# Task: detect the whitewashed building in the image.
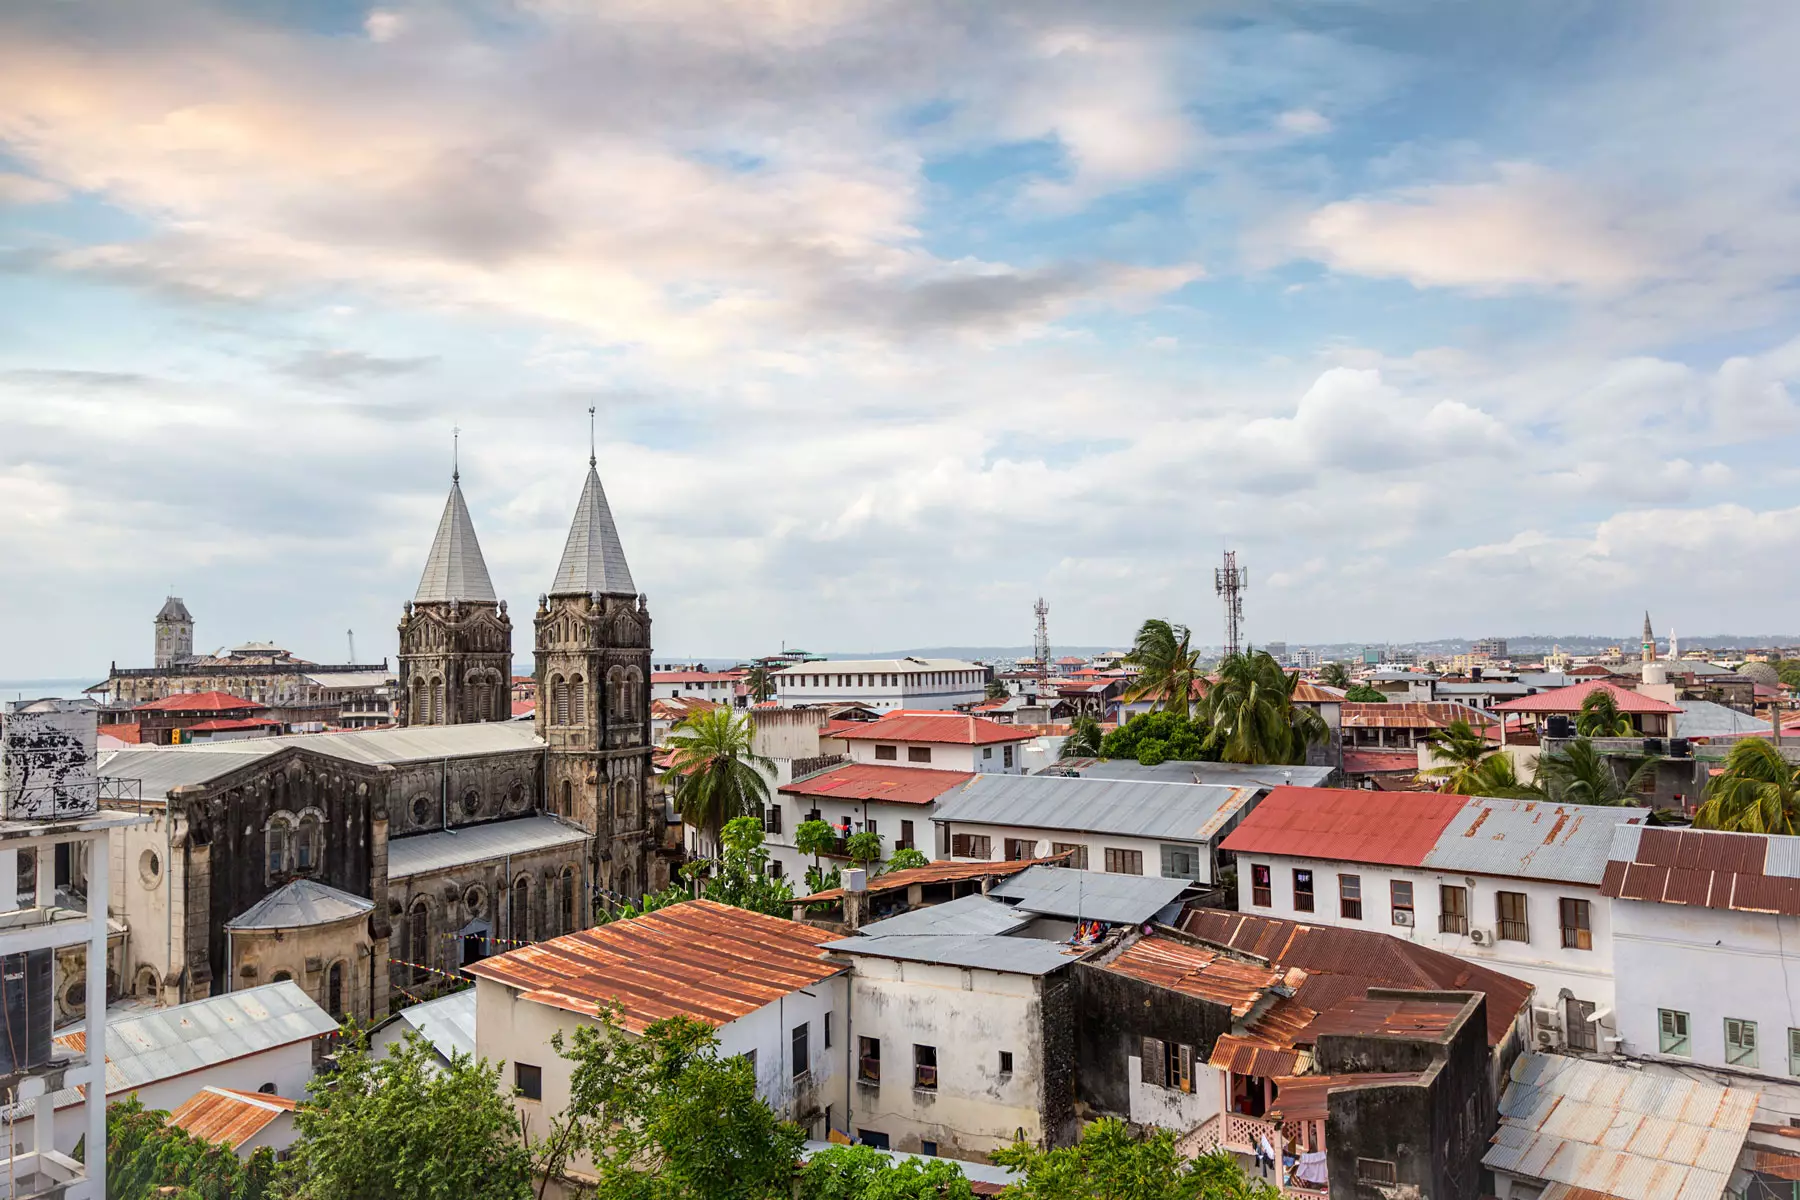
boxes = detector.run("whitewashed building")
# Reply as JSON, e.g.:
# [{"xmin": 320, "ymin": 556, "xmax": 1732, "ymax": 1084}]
[
  {"xmin": 930, "ymin": 774, "xmax": 1258, "ymax": 884},
  {"xmin": 769, "ymin": 763, "xmax": 973, "ymax": 883},
  {"xmin": 467, "ymin": 899, "xmax": 851, "ymax": 1188},
  {"xmin": 1223, "ymin": 787, "xmax": 1645, "ymax": 1044},
  {"xmin": 836, "ymin": 711, "xmax": 1034, "ymax": 775},
  {"xmin": 773, "ymin": 659, "xmax": 987, "ymax": 712}
]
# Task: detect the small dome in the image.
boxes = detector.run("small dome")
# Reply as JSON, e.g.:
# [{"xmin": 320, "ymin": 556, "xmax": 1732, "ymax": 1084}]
[{"xmin": 1741, "ymin": 661, "xmax": 1780, "ymax": 687}]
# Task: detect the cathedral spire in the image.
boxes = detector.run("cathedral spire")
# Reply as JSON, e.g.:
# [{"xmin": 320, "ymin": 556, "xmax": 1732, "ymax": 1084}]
[
  {"xmin": 414, "ymin": 474, "xmax": 498, "ymax": 604},
  {"xmin": 549, "ymin": 454, "xmax": 636, "ymax": 597}
]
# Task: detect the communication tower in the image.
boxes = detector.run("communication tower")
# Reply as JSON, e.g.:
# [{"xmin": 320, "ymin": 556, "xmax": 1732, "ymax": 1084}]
[
  {"xmin": 1215, "ymin": 551, "xmax": 1247, "ymax": 659},
  {"xmin": 1033, "ymin": 598, "xmax": 1051, "ymax": 681}
]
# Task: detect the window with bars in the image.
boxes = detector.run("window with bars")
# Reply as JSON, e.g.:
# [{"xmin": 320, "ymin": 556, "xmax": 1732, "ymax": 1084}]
[
  {"xmin": 900, "ymin": 820, "xmax": 914, "ymax": 850},
  {"xmin": 1497, "ymin": 892, "xmax": 1529, "ymax": 942},
  {"xmin": 908, "ymin": 746, "xmax": 932, "ymax": 763},
  {"xmin": 1340, "ymin": 873, "xmax": 1362, "ymax": 920},
  {"xmin": 1559, "ymin": 897, "xmax": 1592, "ymax": 950},
  {"xmin": 1104, "ymin": 848, "xmax": 1144, "ymax": 875},
  {"xmin": 1659, "ymin": 1009, "xmax": 1690, "ymax": 1056},
  {"xmin": 1440, "ymin": 885, "xmax": 1469, "ymax": 935},
  {"xmin": 875, "ymin": 745, "xmax": 898, "ymax": 760},
  {"xmin": 1356, "ymin": 1159, "xmax": 1398, "ymax": 1186},
  {"xmin": 1293, "ymin": 869, "xmax": 1314, "ymax": 912},
  {"xmin": 914, "ymin": 1044, "xmax": 938, "ymax": 1091},
  {"xmin": 1138, "ymin": 1037, "xmax": 1193, "ymax": 1092},
  {"xmin": 1051, "ymin": 842, "xmax": 1089, "ymax": 869},
  {"xmin": 1726, "ymin": 1018, "xmax": 1758, "ymax": 1068},
  {"xmin": 764, "ymin": 804, "xmax": 783, "ymax": 835},
  {"xmin": 1161, "ymin": 844, "xmax": 1201, "ymax": 881},
  {"xmin": 1251, "ymin": 864, "xmax": 1272, "ymax": 907}
]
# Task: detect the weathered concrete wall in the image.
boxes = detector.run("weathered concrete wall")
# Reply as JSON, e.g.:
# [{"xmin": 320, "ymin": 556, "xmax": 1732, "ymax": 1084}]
[{"xmin": 1072, "ymin": 958, "xmax": 1235, "ymax": 1122}]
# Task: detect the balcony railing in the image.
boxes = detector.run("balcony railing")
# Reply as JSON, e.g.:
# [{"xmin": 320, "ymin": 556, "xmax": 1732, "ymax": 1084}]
[{"xmin": 1178, "ymin": 1114, "xmax": 1326, "ymax": 1198}]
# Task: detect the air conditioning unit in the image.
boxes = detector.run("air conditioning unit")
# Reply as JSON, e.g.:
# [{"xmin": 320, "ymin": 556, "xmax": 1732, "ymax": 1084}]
[
  {"xmin": 1536, "ymin": 1029, "xmax": 1557, "ymax": 1049},
  {"xmin": 1469, "ymin": 928, "xmax": 1494, "ymax": 946},
  {"xmin": 1393, "ymin": 910, "xmax": 1415, "ymax": 927}
]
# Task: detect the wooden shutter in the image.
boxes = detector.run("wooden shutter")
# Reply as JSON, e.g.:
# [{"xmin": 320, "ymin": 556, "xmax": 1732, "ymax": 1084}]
[
  {"xmin": 1141, "ymin": 1037, "xmax": 1165, "ymax": 1087},
  {"xmin": 1178, "ymin": 1044, "xmax": 1193, "ymax": 1093}
]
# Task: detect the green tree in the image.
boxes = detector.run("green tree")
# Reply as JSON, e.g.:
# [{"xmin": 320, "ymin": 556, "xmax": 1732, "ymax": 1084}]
[
  {"xmin": 1060, "ymin": 714, "xmax": 1103, "ymax": 759},
  {"xmin": 667, "ymin": 708, "xmax": 775, "ymax": 854},
  {"xmin": 798, "ymin": 1144, "xmax": 974, "ymax": 1200},
  {"xmin": 281, "ymin": 1031, "xmax": 532, "ymax": 1200},
  {"xmin": 1418, "ymin": 719, "xmax": 1494, "ymax": 793},
  {"xmin": 597, "ymin": 881, "xmax": 690, "ymax": 924},
  {"xmin": 1695, "ymin": 738, "xmax": 1800, "ymax": 834},
  {"xmin": 795, "ymin": 818, "xmax": 836, "ymax": 880},
  {"xmin": 1196, "ymin": 652, "xmax": 1328, "ymax": 765},
  {"xmin": 695, "ymin": 817, "xmax": 794, "ymax": 917},
  {"xmin": 1575, "ymin": 688, "xmax": 1633, "ymax": 737},
  {"xmin": 1100, "ymin": 710, "xmax": 1209, "ymax": 763},
  {"xmin": 102, "ymin": 1096, "xmax": 275, "ymax": 1200},
  {"xmin": 885, "ymin": 847, "xmax": 931, "ymax": 873},
  {"xmin": 1319, "ymin": 662, "xmax": 1351, "ymax": 690},
  {"xmin": 985, "ymin": 679, "xmax": 1011, "ymax": 701},
  {"xmin": 992, "ymin": 1117, "xmax": 1276, "ymax": 1200},
  {"xmin": 1122, "ymin": 619, "xmax": 1203, "ymax": 716},
  {"xmin": 1537, "ymin": 739, "xmax": 1659, "ymax": 806},
  {"xmin": 1342, "ymin": 683, "xmax": 1385, "ymax": 703},
  {"xmin": 845, "ymin": 829, "xmax": 884, "ymax": 868},
  {"xmin": 743, "ymin": 664, "xmax": 775, "ymax": 705}
]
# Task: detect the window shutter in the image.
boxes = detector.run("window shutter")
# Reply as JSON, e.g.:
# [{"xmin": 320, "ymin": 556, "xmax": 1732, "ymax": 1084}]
[
  {"xmin": 1178, "ymin": 1044, "xmax": 1193, "ymax": 1093},
  {"xmin": 1141, "ymin": 1037, "xmax": 1165, "ymax": 1087}
]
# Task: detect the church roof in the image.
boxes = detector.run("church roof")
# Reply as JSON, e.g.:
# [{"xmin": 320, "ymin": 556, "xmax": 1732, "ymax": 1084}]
[
  {"xmin": 549, "ymin": 463, "xmax": 635, "ymax": 596},
  {"xmin": 156, "ymin": 596, "xmax": 193, "ymax": 623},
  {"xmin": 414, "ymin": 478, "xmax": 498, "ymax": 604},
  {"xmin": 225, "ymin": 879, "xmax": 373, "ymax": 931}
]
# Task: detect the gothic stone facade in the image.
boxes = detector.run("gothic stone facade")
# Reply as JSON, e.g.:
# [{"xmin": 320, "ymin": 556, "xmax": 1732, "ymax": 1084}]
[{"xmin": 395, "ymin": 597, "xmax": 514, "ymax": 726}]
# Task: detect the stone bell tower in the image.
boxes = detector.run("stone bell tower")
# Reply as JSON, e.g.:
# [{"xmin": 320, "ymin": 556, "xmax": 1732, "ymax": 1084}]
[
  {"xmin": 397, "ymin": 467, "xmax": 512, "ymax": 726},
  {"xmin": 535, "ymin": 445, "xmax": 654, "ymax": 903}
]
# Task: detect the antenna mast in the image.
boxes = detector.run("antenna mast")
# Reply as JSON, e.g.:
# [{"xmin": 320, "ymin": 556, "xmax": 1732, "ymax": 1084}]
[
  {"xmin": 347, "ymin": 629, "xmax": 356, "ymax": 662},
  {"xmin": 1033, "ymin": 598, "xmax": 1051, "ymax": 682},
  {"xmin": 1215, "ymin": 551, "xmax": 1247, "ymax": 659}
]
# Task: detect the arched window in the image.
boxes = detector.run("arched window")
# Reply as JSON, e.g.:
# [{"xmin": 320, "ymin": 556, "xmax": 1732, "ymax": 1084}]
[
  {"xmin": 510, "ymin": 875, "xmax": 531, "ymax": 944},
  {"xmin": 560, "ymin": 868, "xmax": 578, "ymax": 936},
  {"xmin": 135, "ymin": 967, "xmax": 161, "ymax": 997},
  {"xmin": 625, "ymin": 669, "xmax": 642, "ymax": 721},
  {"xmin": 558, "ymin": 779, "xmax": 573, "ymax": 819},
  {"xmin": 410, "ymin": 677, "xmax": 425, "ymax": 723},
  {"xmin": 430, "ymin": 677, "xmax": 445, "ymax": 724},
  {"xmin": 618, "ymin": 867, "xmax": 635, "ymax": 900},
  {"xmin": 408, "ymin": 898, "xmax": 430, "ymax": 985},
  {"xmin": 571, "ymin": 676, "xmax": 586, "ymax": 724},
  {"xmin": 294, "ymin": 809, "xmax": 323, "ymax": 873},
  {"xmin": 552, "ymin": 676, "xmax": 569, "ymax": 726},
  {"xmin": 271, "ymin": 970, "xmax": 293, "ymax": 983},
  {"xmin": 325, "ymin": 961, "xmax": 345, "ymax": 1021},
  {"xmin": 607, "ymin": 669, "xmax": 625, "ymax": 722},
  {"xmin": 265, "ymin": 813, "xmax": 294, "ymax": 880}
]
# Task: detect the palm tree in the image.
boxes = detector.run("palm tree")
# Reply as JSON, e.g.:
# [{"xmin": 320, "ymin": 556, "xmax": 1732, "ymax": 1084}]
[
  {"xmin": 1060, "ymin": 714, "xmax": 1103, "ymax": 759},
  {"xmin": 1694, "ymin": 739, "xmax": 1800, "ymax": 834},
  {"xmin": 1419, "ymin": 719, "xmax": 1494, "ymax": 792},
  {"xmin": 743, "ymin": 663, "xmax": 774, "ymax": 705},
  {"xmin": 1320, "ymin": 662, "xmax": 1351, "ymax": 690},
  {"xmin": 1575, "ymin": 688, "xmax": 1633, "ymax": 737},
  {"xmin": 1195, "ymin": 651, "xmax": 1327, "ymax": 765},
  {"xmin": 665, "ymin": 707, "xmax": 774, "ymax": 854},
  {"xmin": 1459, "ymin": 752, "xmax": 1541, "ymax": 798},
  {"xmin": 1537, "ymin": 738, "xmax": 1659, "ymax": 805},
  {"xmin": 985, "ymin": 679, "xmax": 1011, "ymax": 702},
  {"xmin": 1122, "ymin": 619, "xmax": 1203, "ymax": 716}
]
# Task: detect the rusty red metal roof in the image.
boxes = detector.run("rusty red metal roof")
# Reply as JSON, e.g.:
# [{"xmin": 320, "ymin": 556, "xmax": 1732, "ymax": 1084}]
[
  {"xmin": 463, "ymin": 899, "xmax": 847, "ymax": 1030},
  {"xmin": 1340, "ymin": 702, "xmax": 1496, "ymax": 729},
  {"xmin": 1601, "ymin": 825, "xmax": 1800, "ymax": 915},
  {"xmin": 168, "ymin": 1086, "xmax": 297, "ymax": 1149},
  {"xmin": 1179, "ymin": 908, "xmax": 1531, "ymax": 1047},
  {"xmin": 1342, "ymin": 749, "xmax": 1420, "ymax": 774},
  {"xmin": 1101, "ymin": 936, "xmax": 1297, "ymax": 1018},
  {"xmin": 1753, "ymin": 1150, "xmax": 1800, "ymax": 1181},
  {"xmin": 1207, "ymin": 1033, "xmax": 1302, "ymax": 1077},
  {"xmin": 803, "ymin": 855, "xmax": 1067, "ymax": 904},
  {"xmin": 1219, "ymin": 786, "xmax": 1466, "ymax": 867},
  {"xmin": 1492, "ymin": 679, "xmax": 1680, "ymax": 715},
  {"xmin": 97, "ymin": 723, "xmax": 144, "ymax": 744},
  {"xmin": 1290, "ymin": 681, "xmax": 1346, "ymax": 703},
  {"xmin": 779, "ymin": 762, "xmax": 975, "ymax": 806},
  {"xmin": 833, "ymin": 710, "xmax": 1035, "ymax": 745},
  {"xmin": 1302, "ymin": 995, "xmax": 1466, "ymax": 1040},
  {"xmin": 134, "ymin": 691, "xmax": 265, "ymax": 713},
  {"xmin": 1269, "ymin": 1072, "xmax": 1424, "ymax": 1123}
]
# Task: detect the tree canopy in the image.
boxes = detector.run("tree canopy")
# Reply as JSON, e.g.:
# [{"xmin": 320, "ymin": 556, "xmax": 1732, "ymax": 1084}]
[
  {"xmin": 1318, "ymin": 662, "xmax": 1351, "ymax": 689},
  {"xmin": 1195, "ymin": 652, "xmax": 1327, "ymax": 765},
  {"xmin": 1122, "ymin": 620, "xmax": 1203, "ymax": 716},
  {"xmin": 1099, "ymin": 709, "xmax": 1210, "ymax": 764},
  {"xmin": 667, "ymin": 708, "xmax": 775, "ymax": 853},
  {"xmin": 1575, "ymin": 689, "xmax": 1633, "ymax": 737},
  {"xmin": 1060, "ymin": 714, "xmax": 1103, "ymax": 759},
  {"xmin": 1537, "ymin": 738, "xmax": 1658, "ymax": 806},
  {"xmin": 1695, "ymin": 738, "xmax": 1800, "ymax": 834},
  {"xmin": 1342, "ymin": 683, "xmax": 1385, "ymax": 703},
  {"xmin": 993, "ymin": 1118, "xmax": 1277, "ymax": 1200},
  {"xmin": 797, "ymin": 1144, "xmax": 974, "ymax": 1200},
  {"xmin": 102, "ymin": 1096, "xmax": 276, "ymax": 1200}
]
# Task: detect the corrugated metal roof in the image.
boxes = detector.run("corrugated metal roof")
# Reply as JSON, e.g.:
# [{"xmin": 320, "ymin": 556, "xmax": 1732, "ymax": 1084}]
[
  {"xmin": 990, "ymin": 865, "xmax": 1192, "ymax": 924},
  {"xmin": 1220, "ymin": 786, "xmax": 1466, "ymax": 867},
  {"xmin": 387, "ymin": 988, "xmax": 477, "ymax": 1062},
  {"xmin": 1493, "ymin": 680, "xmax": 1681, "ymax": 715},
  {"xmin": 98, "ymin": 748, "xmax": 275, "ymax": 798},
  {"xmin": 1483, "ymin": 1052, "xmax": 1755, "ymax": 1200},
  {"xmin": 1269, "ymin": 1072, "xmax": 1425, "ymax": 1122},
  {"xmin": 413, "ymin": 478, "xmax": 498, "ymax": 603},
  {"xmin": 549, "ymin": 462, "xmax": 636, "ymax": 596},
  {"xmin": 387, "ymin": 814, "xmax": 590, "ymax": 880},
  {"xmin": 1673, "ymin": 701, "xmax": 1769, "ymax": 738},
  {"xmin": 931, "ymin": 773, "xmax": 1253, "ymax": 843},
  {"xmin": 834, "ymin": 711, "xmax": 1033, "ymax": 745},
  {"xmin": 1208, "ymin": 1033, "xmax": 1302, "ymax": 1077},
  {"xmin": 824, "ymin": 933, "xmax": 1087, "ymax": 976},
  {"xmin": 54, "ymin": 982, "xmax": 336, "ymax": 1099},
  {"xmin": 1422, "ymin": 800, "xmax": 1650, "ymax": 885},
  {"xmin": 1101, "ymin": 935, "xmax": 1288, "ymax": 1017},
  {"xmin": 1340, "ymin": 702, "xmax": 1496, "ymax": 729},
  {"xmin": 1303, "ymin": 995, "xmax": 1466, "ymax": 1040},
  {"xmin": 169, "ymin": 1086, "xmax": 297, "ymax": 1148},
  {"xmin": 465, "ymin": 899, "xmax": 845, "ymax": 1030},
  {"xmin": 779, "ymin": 762, "xmax": 975, "ymax": 806},
  {"xmin": 1058, "ymin": 759, "xmax": 1336, "ymax": 790},
  {"xmin": 802, "ymin": 855, "xmax": 1062, "ymax": 904},
  {"xmin": 1601, "ymin": 824, "xmax": 1800, "ymax": 915},
  {"xmin": 1342, "ymin": 750, "xmax": 1421, "ymax": 774},
  {"xmin": 226, "ymin": 878, "xmax": 373, "ymax": 930},
  {"xmin": 859, "ymin": 894, "xmax": 1033, "ymax": 937}
]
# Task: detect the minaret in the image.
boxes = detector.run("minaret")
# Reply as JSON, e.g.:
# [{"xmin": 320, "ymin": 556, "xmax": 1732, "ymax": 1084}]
[
  {"xmin": 154, "ymin": 596, "xmax": 194, "ymax": 667},
  {"xmin": 396, "ymin": 449, "xmax": 512, "ymax": 726},
  {"xmin": 535, "ymin": 412, "xmax": 655, "ymax": 905},
  {"xmin": 1641, "ymin": 612, "xmax": 1655, "ymax": 665}
]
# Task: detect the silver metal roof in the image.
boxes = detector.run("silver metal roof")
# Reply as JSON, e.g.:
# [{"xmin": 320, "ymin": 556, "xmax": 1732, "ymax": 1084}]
[
  {"xmin": 990, "ymin": 865, "xmax": 1191, "ymax": 924},
  {"xmin": 1061, "ymin": 759, "xmax": 1334, "ymax": 790},
  {"xmin": 549, "ymin": 462, "xmax": 635, "ymax": 596},
  {"xmin": 1483, "ymin": 1052, "xmax": 1755, "ymax": 1200},
  {"xmin": 414, "ymin": 477, "xmax": 498, "ymax": 604},
  {"xmin": 303, "ymin": 671, "xmax": 395, "ymax": 690},
  {"xmin": 931, "ymin": 773, "xmax": 1252, "ymax": 843},
  {"xmin": 98, "ymin": 748, "xmax": 276, "ymax": 797},
  {"xmin": 226, "ymin": 878, "xmax": 374, "ymax": 930},
  {"xmin": 1674, "ymin": 701, "xmax": 1768, "ymax": 738},
  {"xmin": 825, "ymin": 933, "xmax": 1086, "ymax": 976},
  {"xmin": 1422, "ymin": 800, "xmax": 1649, "ymax": 885},
  {"xmin": 388, "ymin": 814, "xmax": 590, "ymax": 880},
  {"xmin": 774, "ymin": 656, "xmax": 981, "ymax": 675},
  {"xmin": 859, "ymin": 894, "xmax": 1033, "ymax": 937},
  {"xmin": 386, "ymin": 988, "xmax": 476, "ymax": 1063}
]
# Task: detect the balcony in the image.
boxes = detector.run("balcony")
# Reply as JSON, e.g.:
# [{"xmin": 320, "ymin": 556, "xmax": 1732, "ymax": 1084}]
[{"xmin": 1180, "ymin": 1113, "xmax": 1326, "ymax": 1197}]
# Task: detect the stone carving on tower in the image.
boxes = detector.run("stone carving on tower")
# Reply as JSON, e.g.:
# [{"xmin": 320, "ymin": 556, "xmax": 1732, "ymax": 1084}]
[
  {"xmin": 154, "ymin": 595, "xmax": 194, "ymax": 667},
  {"xmin": 397, "ymin": 470, "xmax": 512, "ymax": 726},
  {"xmin": 535, "ymin": 448, "xmax": 655, "ymax": 903}
]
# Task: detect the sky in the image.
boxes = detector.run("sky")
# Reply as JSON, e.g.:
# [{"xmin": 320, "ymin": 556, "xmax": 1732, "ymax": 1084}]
[{"xmin": 3, "ymin": 0, "xmax": 1800, "ymax": 678}]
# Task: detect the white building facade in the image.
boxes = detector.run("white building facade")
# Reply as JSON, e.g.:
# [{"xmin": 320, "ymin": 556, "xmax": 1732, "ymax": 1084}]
[
  {"xmin": 773, "ymin": 659, "xmax": 988, "ymax": 712},
  {"xmin": 838, "ymin": 713, "xmax": 1032, "ymax": 775}
]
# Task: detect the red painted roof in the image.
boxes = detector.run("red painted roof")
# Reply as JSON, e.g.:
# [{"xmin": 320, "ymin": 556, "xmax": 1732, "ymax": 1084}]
[
  {"xmin": 651, "ymin": 671, "xmax": 742, "ymax": 684},
  {"xmin": 821, "ymin": 718, "xmax": 875, "ymax": 738},
  {"xmin": 185, "ymin": 718, "xmax": 282, "ymax": 732},
  {"xmin": 833, "ymin": 710, "xmax": 1033, "ymax": 745},
  {"xmin": 97, "ymin": 723, "xmax": 144, "ymax": 744},
  {"xmin": 1492, "ymin": 679, "xmax": 1679, "ymax": 715},
  {"xmin": 1220, "ymin": 786, "xmax": 1466, "ymax": 867},
  {"xmin": 779, "ymin": 762, "xmax": 975, "ymax": 806},
  {"xmin": 1601, "ymin": 826, "xmax": 1800, "ymax": 915},
  {"xmin": 1290, "ymin": 680, "xmax": 1346, "ymax": 703},
  {"xmin": 1342, "ymin": 749, "xmax": 1420, "ymax": 774},
  {"xmin": 511, "ymin": 699, "xmax": 535, "ymax": 718},
  {"xmin": 1340, "ymin": 702, "xmax": 1495, "ymax": 729},
  {"xmin": 134, "ymin": 691, "xmax": 264, "ymax": 713}
]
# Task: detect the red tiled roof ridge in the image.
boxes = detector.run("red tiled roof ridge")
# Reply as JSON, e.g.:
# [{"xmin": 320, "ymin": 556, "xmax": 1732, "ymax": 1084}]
[
  {"xmin": 1220, "ymin": 786, "xmax": 1466, "ymax": 867},
  {"xmin": 833, "ymin": 710, "xmax": 1034, "ymax": 745},
  {"xmin": 802, "ymin": 853, "xmax": 1068, "ymax": 904},
  {"xmin": 134, "ymin": 691, "xmax": 266, "ymax": 712},
  {"xmin": 778, "ymin": 761, "xmax": 976, "ymax": 805}
]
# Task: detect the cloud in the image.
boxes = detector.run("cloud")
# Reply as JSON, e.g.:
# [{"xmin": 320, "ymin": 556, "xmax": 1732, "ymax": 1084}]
[
  {"xmin": 0, "ymin": 171, "xmax": 63, "ymax": 204},
  {"xmin": 1275, "ymin": 108, "xmax": 1330, "ymax": 137},
  {"xmin": 279, "ymin": 350, "xmax": 437, "ymax": 384},
  {"xmin": 1236, "ymin": 367, "xmax": 1513, "ymax": 470}
]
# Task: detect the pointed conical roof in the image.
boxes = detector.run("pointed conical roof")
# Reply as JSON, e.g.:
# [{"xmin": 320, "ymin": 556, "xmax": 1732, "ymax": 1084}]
[
  {"xmin": 414, "ymin": 478, "xmax": 498, "ymax": 604},
  {"xmin": 549, "ymin": 462, "xmax": 635, "ymax": 596},
  {"xmin": 156, "ymin": 596, "xmax": 192, "ymax": 623}
]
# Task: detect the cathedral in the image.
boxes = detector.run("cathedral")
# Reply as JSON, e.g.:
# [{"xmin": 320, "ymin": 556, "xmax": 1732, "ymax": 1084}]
[{"xmin": 93, "ymin": 450, "xmax": 672, "ymax": 1025}]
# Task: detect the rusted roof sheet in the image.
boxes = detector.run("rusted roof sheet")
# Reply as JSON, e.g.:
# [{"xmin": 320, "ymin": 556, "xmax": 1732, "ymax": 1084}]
[
  {"xmin": 169, "ymin": 1086, "xmax": 297, "ymax": 1149},
  {"xmin": 1208, "ymin": 1033, "xmax": 1301, "ymax": 1077},
  {"xmin": 1492, "ymin": 680, "xmax": 1681, "ymax": 715},
  {"xmin": 1483, "ymin": 1052, "xmax": 1755, "ymax": 1200},
  {"xmin": 802, "ymin": 855, "xmax": 1066, "ymax": 905},
  {"xmin": 834, "ymin": 711, "xmax": 1034, "ymax": 745},
  {"xmin": 464, "ymin": 899, "xmax": 847, "ymax": 1030},
  {"xmin": 1303, "ymin": 995, "xmax": 1465, "ymax": 1040},
  {"xmin": 1423, "ymin": 800, "xmax": 1649, "ymax": 885},
  {"xmin": 1243, "ymin": 993, "xmax": 1320, "ymax": 1049},
  {"xmin": 1342, "ymin": 749, "xmax": 1420, "ymax": 774},
  {"xmin": 779, "ymin": 762, "xmax": 976, "ymax": 806},
  {"xmin": 1752, "ymin": 1149, "xmax": 1800, "ymax": 1181},
  {"xmin": 1101, "ymin": 936, "xmax": 1294, "ymax": 1017},
  {"xmin": 1340, "ymin": 702, "xmax": 1496, "ymax": 729},
  {"xmin": 1269, "ymin": 1072, "xmax": 1424, "ymax": 1123},
  {"xmin": 1220, "ymin": 786, "xmax": 1466, "ymax": 867},
  {"xmin": 1601, "ymin": 824, "xmax": 1800, "ymax": 916},
  {"xmin": 1179, "ymin": 909, "xmax": 1532, "ymax": 1047},
  {"xmin": 1290, "ymin": 681, "xmax": 1346, "ymax": 703}
]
